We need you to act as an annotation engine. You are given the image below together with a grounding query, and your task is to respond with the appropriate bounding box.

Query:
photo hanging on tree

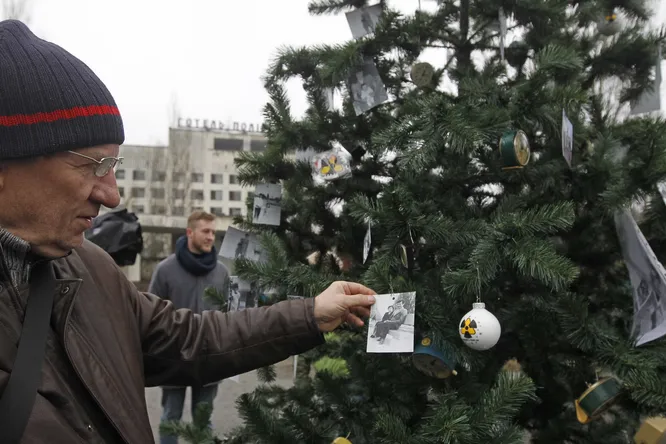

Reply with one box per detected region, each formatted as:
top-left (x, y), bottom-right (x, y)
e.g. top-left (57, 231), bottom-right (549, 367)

top-left (366, 292), bottom-right (416, 353)
top-left (228, 276), bottom-right (257, 312)
top-left (345, 3), bottom-right (382, 39)
top-left (614, 209), bottom-right (666, 346)
top-left (219, 227), bottom-right (266, 262)
top-left (348, 56), bottom-right (389, 116)
top-left (252, 183), bottom-right (282, 226)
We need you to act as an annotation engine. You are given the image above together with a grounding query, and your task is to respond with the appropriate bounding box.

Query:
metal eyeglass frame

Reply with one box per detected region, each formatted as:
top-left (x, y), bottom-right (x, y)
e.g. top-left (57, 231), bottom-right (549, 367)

top-left (66, 150), bottom-right (124, 177)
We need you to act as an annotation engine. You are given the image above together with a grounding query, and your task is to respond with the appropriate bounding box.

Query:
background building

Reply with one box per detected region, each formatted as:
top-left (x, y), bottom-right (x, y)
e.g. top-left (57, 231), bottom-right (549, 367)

top-left (108, 123), bottom-right (267, 284)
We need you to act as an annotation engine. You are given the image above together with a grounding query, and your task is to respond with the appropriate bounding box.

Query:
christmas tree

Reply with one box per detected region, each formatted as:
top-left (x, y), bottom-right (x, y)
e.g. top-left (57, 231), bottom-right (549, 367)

top-left (169, 0), bottom-right (666, 442)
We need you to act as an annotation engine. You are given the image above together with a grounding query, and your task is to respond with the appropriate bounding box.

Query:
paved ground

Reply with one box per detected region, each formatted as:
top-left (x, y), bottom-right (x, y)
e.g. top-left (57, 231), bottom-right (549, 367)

top-left (145, 357), bottom-right (296, 443)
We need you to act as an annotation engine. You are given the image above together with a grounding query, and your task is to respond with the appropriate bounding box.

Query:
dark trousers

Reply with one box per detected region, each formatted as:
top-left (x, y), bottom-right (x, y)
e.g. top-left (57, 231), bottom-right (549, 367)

top-left (374, 320), bottom-right (402, 339)
top-left (159, 384), bottom-right (219, 444)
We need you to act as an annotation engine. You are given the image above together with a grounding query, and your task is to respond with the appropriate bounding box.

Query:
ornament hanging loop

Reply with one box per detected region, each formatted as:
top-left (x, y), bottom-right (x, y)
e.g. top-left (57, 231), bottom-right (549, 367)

top-left (475, 264), bottom-right (481, 303)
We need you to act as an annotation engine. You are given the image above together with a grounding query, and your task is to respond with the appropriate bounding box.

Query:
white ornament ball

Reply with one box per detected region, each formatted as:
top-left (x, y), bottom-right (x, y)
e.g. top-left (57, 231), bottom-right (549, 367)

top-left (598, 13), bottom-right (621, 36)
top-left (459, 302), bottom-right (501, 350)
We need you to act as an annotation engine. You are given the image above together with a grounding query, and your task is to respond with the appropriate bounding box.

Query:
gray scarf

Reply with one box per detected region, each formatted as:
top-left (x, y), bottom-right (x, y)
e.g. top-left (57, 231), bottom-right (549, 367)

top-left (0, 229), bottom-right (32, 287)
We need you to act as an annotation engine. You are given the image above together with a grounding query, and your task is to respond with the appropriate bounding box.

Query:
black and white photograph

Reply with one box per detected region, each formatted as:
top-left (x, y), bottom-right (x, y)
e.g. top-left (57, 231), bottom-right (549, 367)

top-left (614, 210), bottom-right (666, 346)
top-left (348, 56), bottom-right (389, 116)
top-left (228, 276), bottom-right (254, 312)
top-left (253, 183), bottom-right (282, 226)
top-left (345, 4), bottom-right (382, 39)
top-left (367, 292), bottom-right (416, 353)
top-left (562, 109), bottom-right (573, 168)
top-left (219, 226), bottom-right (266, 262)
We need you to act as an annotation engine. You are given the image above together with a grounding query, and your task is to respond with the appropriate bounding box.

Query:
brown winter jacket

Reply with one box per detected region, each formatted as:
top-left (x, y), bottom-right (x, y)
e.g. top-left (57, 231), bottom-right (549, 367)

top-left (0, 240), bottom-right (325, 443)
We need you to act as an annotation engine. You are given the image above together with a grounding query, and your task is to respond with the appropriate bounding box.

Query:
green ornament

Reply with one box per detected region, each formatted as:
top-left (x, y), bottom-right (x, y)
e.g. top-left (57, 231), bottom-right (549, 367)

top-left (575, 377), bottom-right (622, 424)
top-left (499, 129), bottom-right (531, 170)
top-left (410, 62), bottom-right (434, 87)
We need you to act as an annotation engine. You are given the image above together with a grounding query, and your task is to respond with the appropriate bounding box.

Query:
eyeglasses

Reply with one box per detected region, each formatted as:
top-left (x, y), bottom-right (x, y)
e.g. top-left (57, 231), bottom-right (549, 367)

top-left (66, 150), bottom-right (124, 177)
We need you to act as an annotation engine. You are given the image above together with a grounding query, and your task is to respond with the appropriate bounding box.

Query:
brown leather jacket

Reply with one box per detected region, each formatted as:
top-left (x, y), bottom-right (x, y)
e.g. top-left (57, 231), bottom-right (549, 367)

top-left (0, 240), bottom-right (325, 443)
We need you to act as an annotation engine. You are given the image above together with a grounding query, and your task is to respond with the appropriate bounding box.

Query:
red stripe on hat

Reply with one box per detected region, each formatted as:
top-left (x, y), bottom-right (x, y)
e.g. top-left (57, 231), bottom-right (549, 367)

top-left (0, 105), bottom-right (120, 127)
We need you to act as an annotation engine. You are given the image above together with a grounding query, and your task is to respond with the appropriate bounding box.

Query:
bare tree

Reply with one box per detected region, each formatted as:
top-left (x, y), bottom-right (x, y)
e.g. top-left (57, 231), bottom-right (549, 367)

top-left (161, 93), bottom-right (195, 218)
top-left (138, 95), bottom-right (197, 263)
top-left (1, 0), bottom-right (32, 22)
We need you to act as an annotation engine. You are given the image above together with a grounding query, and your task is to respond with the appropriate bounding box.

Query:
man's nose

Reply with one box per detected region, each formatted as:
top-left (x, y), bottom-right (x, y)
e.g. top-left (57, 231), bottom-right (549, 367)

top-left (90, 172), bottom-right (121, 208)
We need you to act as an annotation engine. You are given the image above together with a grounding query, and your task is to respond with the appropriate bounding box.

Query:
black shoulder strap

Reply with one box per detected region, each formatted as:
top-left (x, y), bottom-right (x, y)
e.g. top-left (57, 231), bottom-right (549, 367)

top-left (0, 261), bottom-right (56, 443)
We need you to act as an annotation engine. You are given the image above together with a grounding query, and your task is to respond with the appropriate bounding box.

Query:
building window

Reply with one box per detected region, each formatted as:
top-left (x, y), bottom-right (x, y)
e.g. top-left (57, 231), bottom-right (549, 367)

top-left (229, 208), bottom-right (242, 216)
top-left (250, 140), bottom-right (267, 152)
top-left (118, 187), bottom-right (124, 197)
top-left (172, 206), bottom-right (185, 216)
top-left (152, 171), bottom-right (166, 182)
top-left (152, 205), bottom-right (166, 215)
top-left (210, 207), bottom-right (224, 216)
top-left (229, 174), bottom-right (239, 185)
top-left (247, 192), bottom-right (254, 201)
top-left (116, 169), bottom-right (126, 180)
top-left (211, 174), bottom-right (224, 184)
top-left (191, 206), bottom-right (204, 213)
top-left (131, 188), bottom-right (145, 198)
top-left (133, 204), bottom-right (145, 214)
top-left (229, 191), bottom-right (242, 201)
top-left (191, 172), bottom-right (203, 182)
top-left (151, 188), bottom-right (165, 199)
top-left (172, 172), bottom-right (185, 183)
top-left (210, 190), bottom-right (223, 201)
top-left (214, 138), bottom-right (243, 151)
top-left (133, 170), bottom-right (146, 181)
top-left (191, 189), bottom-right (204, 200)
top-left (173, 188), bottom-right (185, 199)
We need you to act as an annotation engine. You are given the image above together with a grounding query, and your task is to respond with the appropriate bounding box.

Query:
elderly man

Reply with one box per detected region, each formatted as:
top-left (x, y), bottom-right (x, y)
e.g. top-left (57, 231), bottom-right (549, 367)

top-left (0, 19), bottom-right (376, 444)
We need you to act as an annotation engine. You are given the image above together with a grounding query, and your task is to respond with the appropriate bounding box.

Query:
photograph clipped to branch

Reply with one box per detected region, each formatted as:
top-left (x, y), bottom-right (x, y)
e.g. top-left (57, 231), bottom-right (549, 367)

top-left (347, 56), bottom-right (389, 116)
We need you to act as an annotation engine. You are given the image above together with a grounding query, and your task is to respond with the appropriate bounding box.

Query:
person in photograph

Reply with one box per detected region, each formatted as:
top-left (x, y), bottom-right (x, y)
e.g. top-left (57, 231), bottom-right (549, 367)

top-left (371, 305), bottom-right (394, 337)
top-left (0, 19), bottom-right (377, 443)
top-left (350, 69), bottom-right (377, 112)
top-left (148, 211), bottom-right (229, 444)
top-left (235, 232), bottom-right (250, 258)
top-left (364, 71), bottom-right (387, 107)
top-left (373, 300), bottom-right (409, 344)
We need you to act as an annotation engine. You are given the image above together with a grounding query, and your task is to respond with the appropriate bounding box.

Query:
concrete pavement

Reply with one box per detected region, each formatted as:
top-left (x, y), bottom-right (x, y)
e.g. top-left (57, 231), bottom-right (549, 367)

top-left (145, 357), bottom-right (296, 442)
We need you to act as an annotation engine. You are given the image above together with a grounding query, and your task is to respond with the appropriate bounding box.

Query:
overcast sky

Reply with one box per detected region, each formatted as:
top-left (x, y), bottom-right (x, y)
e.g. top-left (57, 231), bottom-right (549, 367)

top-left (12, 0), bottom-right (666, 147)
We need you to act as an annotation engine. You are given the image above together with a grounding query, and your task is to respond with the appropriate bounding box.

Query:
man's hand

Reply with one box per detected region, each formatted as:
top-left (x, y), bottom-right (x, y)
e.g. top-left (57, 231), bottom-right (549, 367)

top-left (313, 281), bottom-right (377, 332)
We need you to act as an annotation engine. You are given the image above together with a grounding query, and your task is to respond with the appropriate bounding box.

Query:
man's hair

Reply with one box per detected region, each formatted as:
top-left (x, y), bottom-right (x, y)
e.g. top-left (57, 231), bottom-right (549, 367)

top-left (187, 210), bottom-right (216, 229)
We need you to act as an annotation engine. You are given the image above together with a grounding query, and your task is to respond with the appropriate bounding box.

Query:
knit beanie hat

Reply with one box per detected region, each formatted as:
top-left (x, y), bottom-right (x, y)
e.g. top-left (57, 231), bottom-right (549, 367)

top-left (0, 20), bottom-right (124, 160)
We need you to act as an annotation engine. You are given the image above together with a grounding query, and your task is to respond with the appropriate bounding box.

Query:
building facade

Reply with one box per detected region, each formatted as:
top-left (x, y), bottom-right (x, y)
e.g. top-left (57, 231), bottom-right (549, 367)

top-left (109, 124), bottom-right (268, 283)
top-left (116, 124), bottom-right (267, 223)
